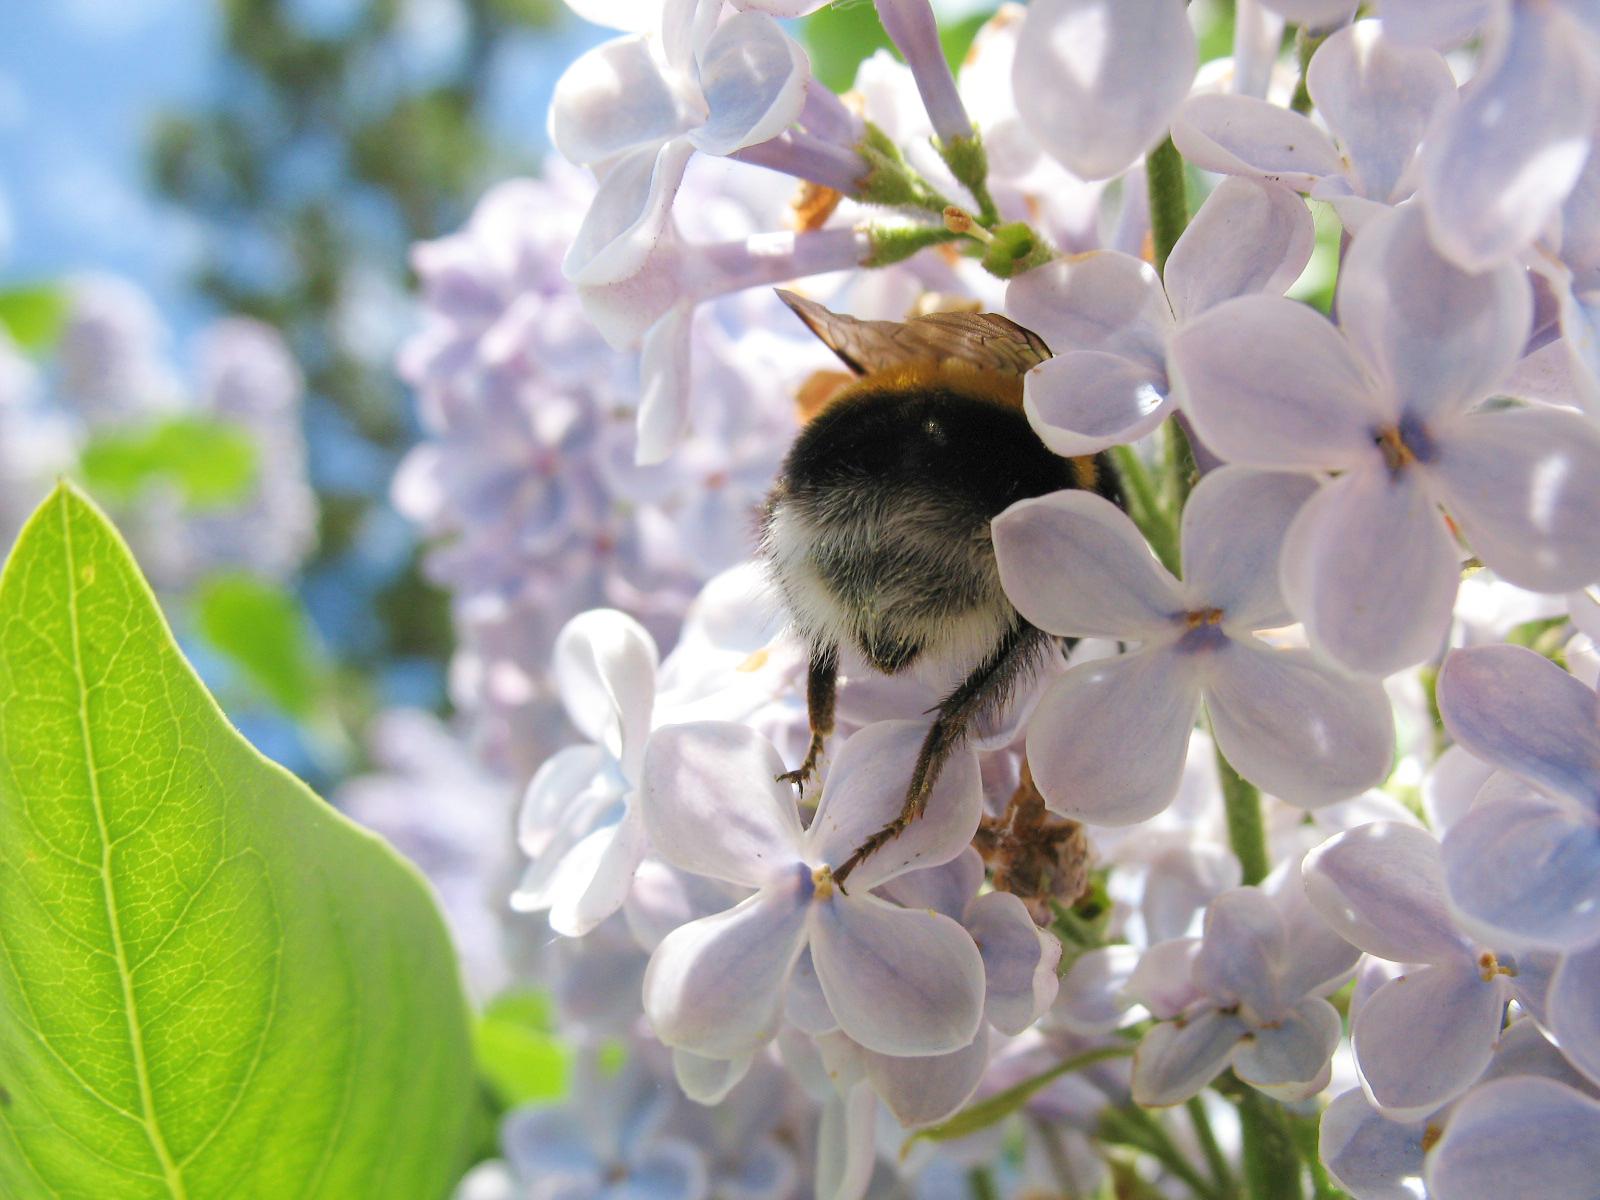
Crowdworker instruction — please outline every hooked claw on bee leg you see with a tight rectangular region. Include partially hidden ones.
[832,777,933,889]
[775,732,827,794]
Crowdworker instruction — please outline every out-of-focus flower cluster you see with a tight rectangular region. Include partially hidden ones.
[382,1,1600,1197]
[0,273,316,590]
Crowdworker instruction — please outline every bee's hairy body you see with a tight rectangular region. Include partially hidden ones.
[759,290,1115,884]
[763,367,1086,678]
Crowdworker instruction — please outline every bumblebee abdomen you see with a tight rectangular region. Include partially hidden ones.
[761,380,1087,674]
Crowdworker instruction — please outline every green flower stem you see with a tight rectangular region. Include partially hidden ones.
[1237,1090,1307,1200]
[967,1167,1000,1200]
[1146,135,1189,278]
[1215,737,1270,886]
[1101,1105,1224,1200]
[1290,30,1329,115]
[1289,1111,1346,1200]
[1111,444,1182,577]
[1188,1096,1241,1199]
[1164,417,1197,522]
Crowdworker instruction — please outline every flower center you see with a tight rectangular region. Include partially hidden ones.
[1184,607,1224,629]
[811,865,835,901]
[1374,416,1435,474]
[1421,1123,1443,1152]
[1477,950,1516,982]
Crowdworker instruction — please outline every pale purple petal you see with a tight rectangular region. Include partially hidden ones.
[636,301,694,466]
[1141,844,1242,943]
[1132,1008,1248,1106]
[1380,0,1492,49]
[1233,996,1342,1098]
[1022,351,1172,457]
[1421,5,1600,271]
[1179,466,1318,629]
[1268,855,1365,999]
[1279,464,1461,676]
[1337,205,1532,421]
[814,1083,875,1200]
[1425,405,1600,592]
[548,804,649,937]
[1441,788,1600,953]
[1306,21,1455,204]
[968,890,1061,1034]
[1193,887,1287,1019]
[1170,296,1381,470]
[1353,960,1503,1119]
[1257,0,1356,24]
[1125,938,1204,1020]
[1202,640,1395,808]
[993,489,1184,640]
[1424,744,1494,834]
[689,13,809,157]
[860,1026,990,1129]
[1164,178,1315,324]
[555,609,660,776]
[1005,250,1170,368]
[1436,644,1600,805]
[1170,94,1343,191]
[809,893,985,1057]
[1053,944,1141,1035]
[565,140,693,286]
[672,1047,753,1105]
[503,1109,602,1185]
[549,35,703,165]
[1426,1077,1600,1200]
[519,744,611,854]
[1545,942,1600,1089]
[784,948,838,1036]
[876,847,984,922]
[1026,648,1205,826]
[805,720,982,890]
[644,889,809,1058]
[641,722,804,888]
[1303,822,1471,965]
[1012,0,1197,182]
[623,1139,710,1200]
[1319,1089,1428,1200]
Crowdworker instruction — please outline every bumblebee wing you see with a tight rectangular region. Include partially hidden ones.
[776,289,1052,377]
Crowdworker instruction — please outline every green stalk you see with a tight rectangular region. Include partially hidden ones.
[1290,30,1329,116]
[1111,445,1181,576]
[1101,1105,1224,1200]
[1290,1111,1347,1200]
[1146,136,1189,278]
[1163,418,1196,523]
[1215,738,1270,886]
[1188,1096,1240,1199]
[1237,1090,1306,1200]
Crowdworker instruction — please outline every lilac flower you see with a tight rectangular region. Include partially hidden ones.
[1435,643,1600,953]
[500,1056,708,1200]
[1011,0,1198,182]
[992,465,1395,825]
[57,272,182,424]
[550,2,813,286]
[1172,203,1600,676]
[1172,21,1456,232]
[876,0,973,147]
[1427,1078,1600,1200]
[337,709,517,999]
[1304,820,1550,1117]
[639,720,985,1059]
[1319,1017,1594,1200]
[1005,176,1314,454]
[1129,867,1360,1106]
[1418,2,1600,271]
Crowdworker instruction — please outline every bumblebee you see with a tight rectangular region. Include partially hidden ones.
[761,290,1118,883]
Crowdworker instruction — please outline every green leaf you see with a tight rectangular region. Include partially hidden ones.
[805,1,896,94]
[0,484,476,1199]
[79,416,259,511]
[905,1044,1133,1149]
[195,573,324,718]
[474,991,569,1109]
[0,284,70,354]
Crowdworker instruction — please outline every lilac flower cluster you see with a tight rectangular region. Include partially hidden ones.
[1,273,315,588]
[392,1,1600,1196]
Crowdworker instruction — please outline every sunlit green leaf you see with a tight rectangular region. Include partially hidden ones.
[804,2,996,95]
[195,572,324,718]
[0,284,70,354]
[0,484,476,1199]
[475,991,569,1108]
[79,416,259,511]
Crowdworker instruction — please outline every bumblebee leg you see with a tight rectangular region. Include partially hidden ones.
[835,624,1045,885]
[777,643,839,794]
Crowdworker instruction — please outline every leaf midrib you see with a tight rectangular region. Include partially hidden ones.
[61,498,189,1200]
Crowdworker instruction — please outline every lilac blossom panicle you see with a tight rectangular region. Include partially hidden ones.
[380,0,1600,1196]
